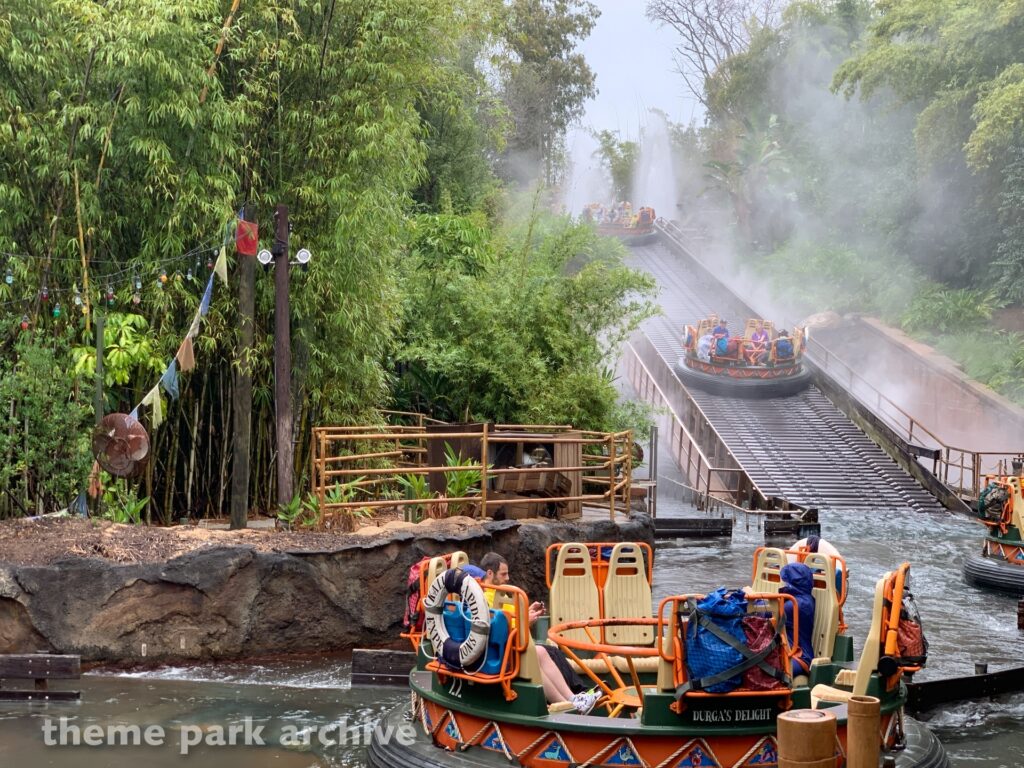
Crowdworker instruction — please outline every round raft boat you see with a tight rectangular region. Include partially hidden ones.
[584,203,659,246]
[370,543,947,768]
[676,316,812,398]
[963,468,1024,594]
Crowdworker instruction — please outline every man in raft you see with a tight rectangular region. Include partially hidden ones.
[479,553,600,714]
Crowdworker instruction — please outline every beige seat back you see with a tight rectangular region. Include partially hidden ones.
[657,613,678,692]
[852,574,887,696]
[518,640,542,683]
[751,547,787,594]
[696,316,718,338]
[549,543,602,644]
[425,556,447,587]
[603,543,653,646]
[425,551,469,587]
[804,553,840,660]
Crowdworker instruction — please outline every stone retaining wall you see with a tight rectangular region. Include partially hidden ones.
[0,514,653,664]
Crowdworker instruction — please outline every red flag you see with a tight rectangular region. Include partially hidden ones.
[236,219,258,256]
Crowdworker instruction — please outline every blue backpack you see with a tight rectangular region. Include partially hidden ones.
[680,588,748,694]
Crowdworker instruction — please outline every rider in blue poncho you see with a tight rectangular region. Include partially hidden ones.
[779,562,815,676]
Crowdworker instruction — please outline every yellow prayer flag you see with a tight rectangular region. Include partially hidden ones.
[214,246,228,285]
[142,385,163,431]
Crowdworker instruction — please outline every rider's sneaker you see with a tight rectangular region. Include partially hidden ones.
[571,690,600,715]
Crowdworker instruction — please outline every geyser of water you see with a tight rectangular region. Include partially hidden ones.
[562,129,614,217]
[631,111,679,218]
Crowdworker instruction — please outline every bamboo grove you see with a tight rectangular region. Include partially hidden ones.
[0,0,661,521]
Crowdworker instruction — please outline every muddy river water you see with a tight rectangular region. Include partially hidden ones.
[2,507,1021,767]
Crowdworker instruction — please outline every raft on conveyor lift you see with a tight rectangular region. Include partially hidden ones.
[676,316,812,398]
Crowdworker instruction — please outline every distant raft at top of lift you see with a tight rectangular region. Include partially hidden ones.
[582,202,659,246]
[675,315,812,398]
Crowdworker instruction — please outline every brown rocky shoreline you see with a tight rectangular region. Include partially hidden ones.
[0,513,653,664]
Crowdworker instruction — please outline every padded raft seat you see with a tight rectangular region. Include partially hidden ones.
[811,573,887,707]
[804,552,840,660]
[753,548,840,661]
[602,543,654,645]
[425,551,469,588]
[751,547,786,595]
[549,543,602,644]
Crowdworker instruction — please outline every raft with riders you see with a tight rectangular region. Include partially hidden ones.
[582,202,659,246]
[676,315,813,398]
[964,458,1024,594]
[370,540,947,768]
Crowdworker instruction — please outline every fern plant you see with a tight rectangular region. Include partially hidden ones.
[395,472,431,522]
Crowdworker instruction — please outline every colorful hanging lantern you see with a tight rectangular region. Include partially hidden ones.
[4,266,12,285]
[186,267,193,281]
[134,274,142,291]
[158,268,168,287]
[19,315,29,331]
[105,283,115,306]
[52,303,61,318]
[40,284,49,301]
[132,292,141,305]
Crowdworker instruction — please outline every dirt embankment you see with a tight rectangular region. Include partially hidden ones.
[0,513,653,664]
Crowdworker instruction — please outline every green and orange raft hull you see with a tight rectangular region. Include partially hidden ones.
[368,670,945,768]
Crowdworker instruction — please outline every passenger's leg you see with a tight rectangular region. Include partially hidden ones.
[536,646,574,702]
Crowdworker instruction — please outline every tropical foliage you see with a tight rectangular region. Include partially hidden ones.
[0,0,646,519]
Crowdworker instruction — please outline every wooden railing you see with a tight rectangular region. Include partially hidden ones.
[311,422,634,527]
[623,337,767,511]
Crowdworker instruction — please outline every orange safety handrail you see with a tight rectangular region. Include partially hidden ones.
[425,584,531,701]
[547,617,662,714]
[880,562,921,686]
[544,541,654,591]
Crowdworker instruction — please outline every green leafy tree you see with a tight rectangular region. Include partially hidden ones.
[592,131,639,201]
[495,0,599,185]
[0,334,92,516]
[394,206,657,428]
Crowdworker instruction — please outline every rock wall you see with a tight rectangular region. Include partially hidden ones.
[0,514,653,663]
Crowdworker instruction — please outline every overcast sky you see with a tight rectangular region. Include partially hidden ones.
[576,0,705,138]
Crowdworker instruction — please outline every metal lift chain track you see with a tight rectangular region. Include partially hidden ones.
[630,242,944,513]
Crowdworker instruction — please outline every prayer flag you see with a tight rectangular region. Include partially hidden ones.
[236,219,258,256]
[214,246,228,285]
[160,359,180,400]
[142,386,163,431]
[199,275,214,316]
[176,336,196,372]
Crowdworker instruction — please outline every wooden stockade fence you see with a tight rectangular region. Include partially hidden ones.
[0,653,81,701]
[311,421,634,528]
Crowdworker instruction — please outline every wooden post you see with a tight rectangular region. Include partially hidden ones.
[230,208,255,530]
[608,434,616,519]
[480,422,489,519]
[847,695,880,768]
[777,709,837,768]
[273,204,293,508]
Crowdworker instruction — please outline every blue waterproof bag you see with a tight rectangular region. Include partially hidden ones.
[683,588,748,694]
